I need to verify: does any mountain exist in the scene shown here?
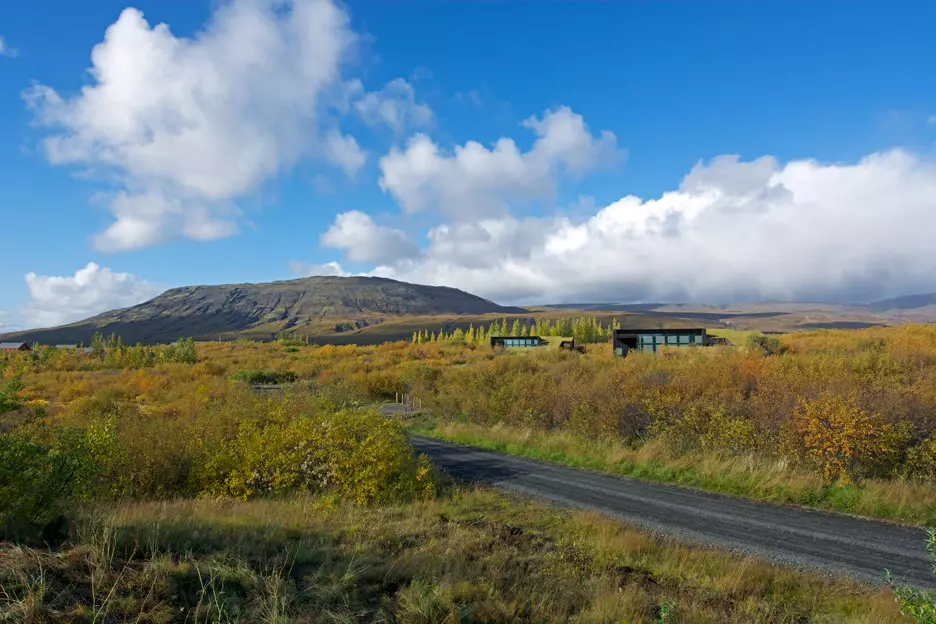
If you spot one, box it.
[867,293,936,313]
[0,276,527,345]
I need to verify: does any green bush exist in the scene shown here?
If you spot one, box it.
[746,334,790,356]
[198,403,432,503]
[0,427,95,537]
[230,369,298,385]
[0,375,25,414]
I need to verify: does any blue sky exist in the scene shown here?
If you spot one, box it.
[1,0,936,329]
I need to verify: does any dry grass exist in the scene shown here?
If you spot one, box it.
[0,488,908,623]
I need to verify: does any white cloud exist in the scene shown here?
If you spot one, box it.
[0,35,17,57]
[23,262,162,328]
[351,78,432,132]
[378,106,618,219]
[288,260,348,277]
[321,210,418,264]
[25,0,355,251]
[928,114,936,125]
[350,149,936,305]
[323,131,366,179]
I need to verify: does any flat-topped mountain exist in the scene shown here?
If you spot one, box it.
[0,276,527,345]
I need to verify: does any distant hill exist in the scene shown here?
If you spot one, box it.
[0,276,527,345]
[867,293,936,313]
[544,296,936,333]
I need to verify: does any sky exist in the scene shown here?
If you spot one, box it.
[1,0,936,331]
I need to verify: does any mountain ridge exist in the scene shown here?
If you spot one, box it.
[0,276,527,345]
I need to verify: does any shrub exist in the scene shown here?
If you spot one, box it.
[230,369,298,385]
[198,403,432,503]
[0,427,94,536]
[0,375,25,414]
[784,394,905,482]
[746,334,790,356]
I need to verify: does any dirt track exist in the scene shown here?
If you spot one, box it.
[409,434,934,587]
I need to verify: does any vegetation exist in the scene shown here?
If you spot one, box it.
[230,369,299,385]
[412,315,621,345]
[4,324,936,619]
[0,490,906,623]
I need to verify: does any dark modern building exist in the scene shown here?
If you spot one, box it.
[490,335,577,350]
[611,328,710,357]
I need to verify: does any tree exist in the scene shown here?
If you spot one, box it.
[90,332,105,359]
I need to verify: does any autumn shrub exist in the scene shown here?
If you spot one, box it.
[905,437,936,484]
[197,399,433,503]
[783,394,910,482]
[651,404,759,456]
[746,333,791,356]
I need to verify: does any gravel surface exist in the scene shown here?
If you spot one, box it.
[410,434,934,588]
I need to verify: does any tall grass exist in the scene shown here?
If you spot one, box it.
[0,489,908,623]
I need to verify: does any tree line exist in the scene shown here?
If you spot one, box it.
[412,316,622,345]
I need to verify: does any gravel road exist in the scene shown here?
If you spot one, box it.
[409,434,934,587]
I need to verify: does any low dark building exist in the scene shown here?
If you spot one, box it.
[490,335,547,349]
[0,342,31,352]
[491,335,582,351]
[611,328,709,357]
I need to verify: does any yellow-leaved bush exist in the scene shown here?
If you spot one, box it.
[196,400,433,504]
[783,394,910,482]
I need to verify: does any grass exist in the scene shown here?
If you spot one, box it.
[410,421,936,527]
[705,328,761,346]
[0,487,908,623]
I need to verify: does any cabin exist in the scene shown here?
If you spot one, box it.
[0,342,31,352]
[490,336,578,351]
[611,328,710,357]
[490,335,546,349]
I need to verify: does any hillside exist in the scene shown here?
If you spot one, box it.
[544,298,936,333]
[0,276,527,345]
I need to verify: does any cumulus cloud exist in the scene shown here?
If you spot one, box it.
[288,260,348,277]
[321,210,419,264]
[349,149,936,305]
[25,0,356,252]
[378,106,618,219]
[350,78,432,132]
[24,262,162,328]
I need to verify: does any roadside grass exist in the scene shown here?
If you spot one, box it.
[410,421,936,527]
[0,487,906,623]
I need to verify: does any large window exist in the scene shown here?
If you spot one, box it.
[503,337,540,348]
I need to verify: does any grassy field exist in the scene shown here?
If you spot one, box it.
[4,326,936,619]
[1,486,907,623]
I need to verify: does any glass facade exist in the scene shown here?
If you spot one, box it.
[635,332,703,353]
[501,337,542,348]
